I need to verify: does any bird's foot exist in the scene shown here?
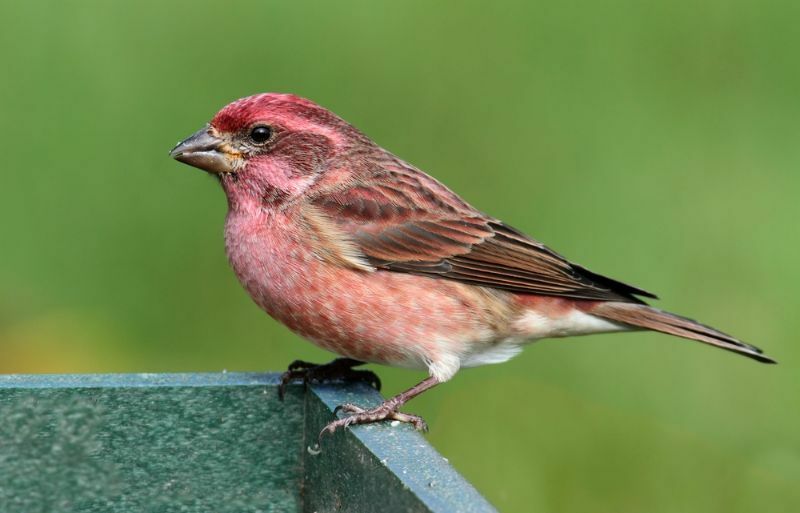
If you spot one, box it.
[318,401,428,444]
[308,376,439,453]
[278,357,381,400]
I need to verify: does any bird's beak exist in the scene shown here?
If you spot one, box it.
[169,126,237,174]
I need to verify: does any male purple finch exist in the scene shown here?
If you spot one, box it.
[170,93,774,439]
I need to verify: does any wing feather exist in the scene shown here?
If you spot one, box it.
[309,159,656,303]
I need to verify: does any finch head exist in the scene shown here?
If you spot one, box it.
[170,93,368,205]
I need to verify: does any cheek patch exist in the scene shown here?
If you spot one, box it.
[246,157,317,197]
[270,131,335,176]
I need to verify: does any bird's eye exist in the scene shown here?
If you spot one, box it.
[249,125,272,144]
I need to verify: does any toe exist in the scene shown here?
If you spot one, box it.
[391,412,429,432]
[287,359,317,371]
[334,403,364,415]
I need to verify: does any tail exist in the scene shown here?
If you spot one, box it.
[590,302,776,364]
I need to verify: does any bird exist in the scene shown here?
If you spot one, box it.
[170,93,775,440]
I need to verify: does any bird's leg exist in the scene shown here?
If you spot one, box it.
[318,376,440,443]
[278,357,381,400]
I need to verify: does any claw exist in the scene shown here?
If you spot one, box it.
[333,403,364,416]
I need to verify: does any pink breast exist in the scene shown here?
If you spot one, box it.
[224,208,497,369]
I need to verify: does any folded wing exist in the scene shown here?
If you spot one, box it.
[311,160,656,303]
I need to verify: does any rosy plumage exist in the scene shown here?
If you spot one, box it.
[171,93,774,437]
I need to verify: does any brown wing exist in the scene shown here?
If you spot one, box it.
[311,162,656,304]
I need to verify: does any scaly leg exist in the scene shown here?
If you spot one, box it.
[278,357,381,400]
[318,376,440,443]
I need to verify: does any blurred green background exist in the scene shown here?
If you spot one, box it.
[1,1,798,511]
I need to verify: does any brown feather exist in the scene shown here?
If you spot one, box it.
[301,205,375,272]
[309,157,656,303]
[590,302,776,363]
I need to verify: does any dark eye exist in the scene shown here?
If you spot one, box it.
[249,125,272,144]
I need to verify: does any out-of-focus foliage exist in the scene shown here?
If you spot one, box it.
[1,1,798,511]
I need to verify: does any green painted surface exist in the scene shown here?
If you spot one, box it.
[0,374,495,513]
[305,383,496,513]
[0,374,303,513]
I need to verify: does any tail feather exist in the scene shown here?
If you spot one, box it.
[590,302,776,364]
